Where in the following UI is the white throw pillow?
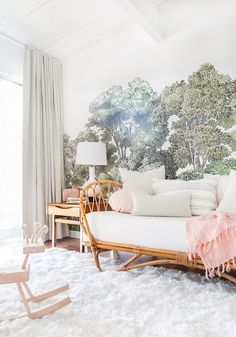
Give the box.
[131,192,192,217]
[152,179,217,216]
[204,174,229,205]
[119,166,165,194]
[217,170,236,213]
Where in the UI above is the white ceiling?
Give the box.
[0,0,231,60]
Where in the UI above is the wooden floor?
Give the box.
[45,237,81,252]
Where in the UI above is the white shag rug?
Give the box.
[0,248,236,337]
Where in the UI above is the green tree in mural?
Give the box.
[204,158,236,175]
[128,125,176,178]
[155,80,186,121]
[88,85,129,161]
[160,64,236,171]
[87,78,160,167]
[224,95,236,151]
[222,94,236,129]
[64,134,79,187]
[64,63,236,186]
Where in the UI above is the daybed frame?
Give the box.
[80,180,236,284]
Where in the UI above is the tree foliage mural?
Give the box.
[64,64,236,187]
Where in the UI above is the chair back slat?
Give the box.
[79,180,122,236]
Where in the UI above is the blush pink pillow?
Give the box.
[109,188,148,213]
[62,188,80,202]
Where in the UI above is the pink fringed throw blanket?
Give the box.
[186,212,236,279]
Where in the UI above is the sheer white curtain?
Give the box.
[0,79,22,241]
[23,47,68,240]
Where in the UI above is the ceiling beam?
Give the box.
[117,0,165,43]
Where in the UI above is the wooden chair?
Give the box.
[0,222,71,320]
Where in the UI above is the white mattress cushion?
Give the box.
[86,211,190,252]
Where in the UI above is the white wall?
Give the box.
[0,37,24,84]
[63,4,236,138]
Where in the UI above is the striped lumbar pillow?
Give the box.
[152,179,217,216]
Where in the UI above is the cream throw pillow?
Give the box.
[217,170,236,213]
[131,192,192,217]
[152,179,217,216]
[119,166,165,194]
[204,174,229,205]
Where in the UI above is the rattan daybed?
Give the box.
[80,180,236,284]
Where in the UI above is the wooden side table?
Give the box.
[47,203,89,252]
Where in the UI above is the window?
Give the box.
[0,78,22,242]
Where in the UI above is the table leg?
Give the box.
[52,215,57,247]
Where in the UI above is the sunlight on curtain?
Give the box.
[0,78,22,241]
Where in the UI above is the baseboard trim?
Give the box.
[69,230,80,239]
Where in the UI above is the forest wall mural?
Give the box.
[64,63,236,187]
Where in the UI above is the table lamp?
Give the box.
[76,142,107,189]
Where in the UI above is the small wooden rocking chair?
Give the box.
[0,222,71,320]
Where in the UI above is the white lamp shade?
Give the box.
[76,142,107,166]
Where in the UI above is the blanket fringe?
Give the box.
[203,257,236,280]
[187,252,236,280]
[186,213,236,280]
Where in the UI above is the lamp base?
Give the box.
[83,166,101,197]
